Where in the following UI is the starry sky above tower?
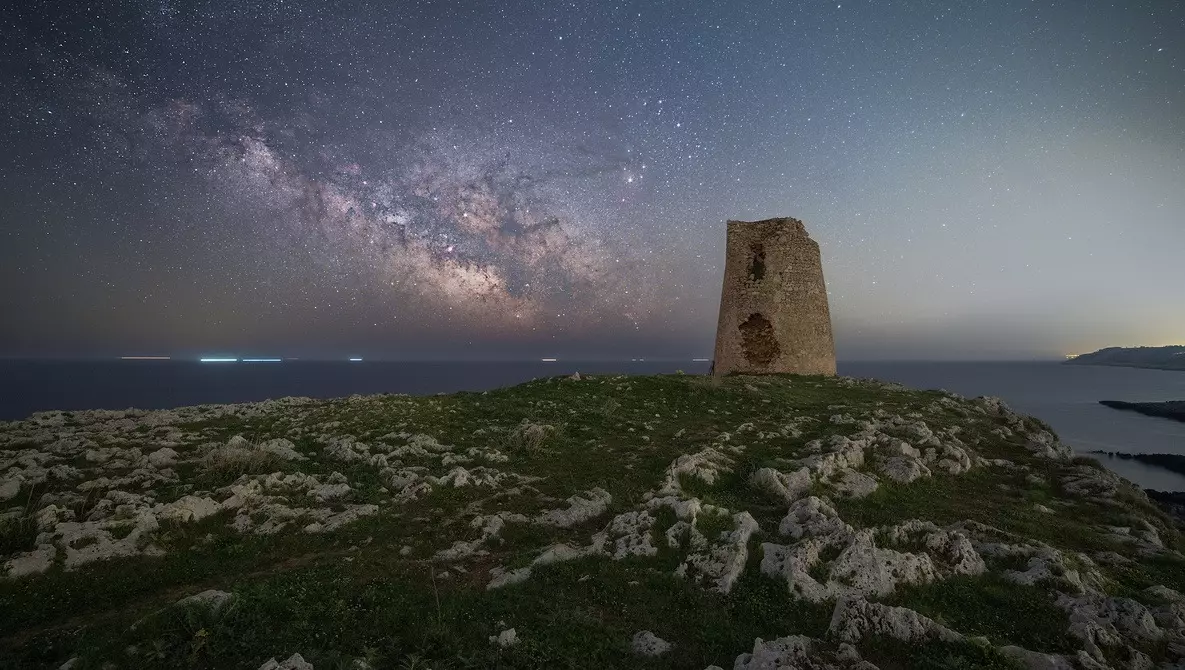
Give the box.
[0,0,1182,360]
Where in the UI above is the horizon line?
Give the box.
[0,356,1076,364]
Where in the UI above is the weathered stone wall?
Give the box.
[712,217,837,376]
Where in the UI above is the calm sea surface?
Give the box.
[2,359,1183,490]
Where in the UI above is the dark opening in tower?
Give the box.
[739,312,780,367]
[748,243,766,281]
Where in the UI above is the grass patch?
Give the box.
[0,512,39,556]
[0,485,44,555]
[199,444,286,486]
[834,470,1123,555]
[861,637,1024,670]
[883,573,1076,653]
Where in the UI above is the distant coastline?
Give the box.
[1065,345,1185,372]
[1099,400,1185,424]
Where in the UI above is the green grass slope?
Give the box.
[2,373,1184,669]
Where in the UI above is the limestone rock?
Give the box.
[678,512,759,593]
[490,628,519,647]
[659,447,735,496]
[147,447,179,468]
[998,646,1077,670]
[176,589,235,613]
[631,630,671,657]
[828,596,964,644]
[605,510,657,559]
[258,653,314,670]
[256,438,305,461]
[535,488,611,528]
[732,635,877,669]
[777,496,851,540]
[0,478,20,500]
[749,467,811,503]
[733,635,813,669]
[4,545,56,578]
[487,566,532,590]
[832,469,878,498]
[159,495,221,523]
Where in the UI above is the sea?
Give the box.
[2,359,1184,490]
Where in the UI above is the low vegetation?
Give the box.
[1,373,1184,669]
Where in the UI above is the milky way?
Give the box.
[1,1,1183,359]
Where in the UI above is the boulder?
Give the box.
[631,630,671,657]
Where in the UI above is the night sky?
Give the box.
[1,0,1182,361]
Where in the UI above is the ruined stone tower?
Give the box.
[712,217,836,376]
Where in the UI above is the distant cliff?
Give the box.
[1066,345,1185,371]
[1099,399,1185,423]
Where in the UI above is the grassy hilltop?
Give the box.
[3,373,1185,669]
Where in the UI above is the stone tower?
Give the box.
[712,217,836,376]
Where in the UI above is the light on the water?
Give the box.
[541,358,557,362]
[199,358,238,363]
[692,358,710,362]
[349,357,363,362]
[242,358,282,362]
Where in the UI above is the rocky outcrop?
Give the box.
[631,630,671,657]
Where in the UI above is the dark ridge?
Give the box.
[1066,345,1185,371]
[1089,450,1185,476]
[1099,399,1185,423]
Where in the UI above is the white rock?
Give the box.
[826,531,938,597]
[749,467,811,503]
[631,630,671,657]
[534,541,606,566]
[309,483,351,502]
[160,496,222,523]
[679,512,759,593]
[256,438,305,461]
[0,478,21,501]
[4,545,56,578]
[659,447,734,496]
[490,628,519,647]
[436,514,520,560]
[778,497,850,540]
[605,510,657,559]
[258,653,314,670]
[998,645,1077,670]
[315,505,378,533]
[647,495,702,521]
[1057,592,1163,660]
[176,589,235,612]
[829,596,964,644]
[733,635,814,669]
[487,566,532,589]
[147,447,179,468]
[832,469,879,498]
[879,455,931,483]
[59,509,161,569]
[535,488,612,528]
